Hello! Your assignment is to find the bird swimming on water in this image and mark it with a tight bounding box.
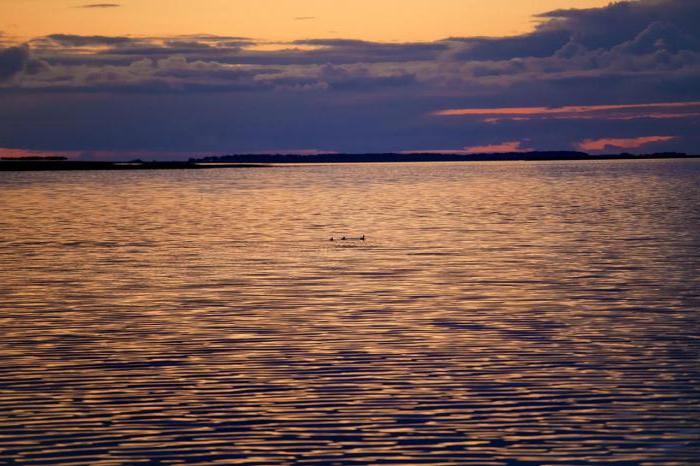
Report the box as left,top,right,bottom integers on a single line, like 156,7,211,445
330,235,365,241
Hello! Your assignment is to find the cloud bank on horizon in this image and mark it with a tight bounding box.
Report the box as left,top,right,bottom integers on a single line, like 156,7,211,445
0,0,699,159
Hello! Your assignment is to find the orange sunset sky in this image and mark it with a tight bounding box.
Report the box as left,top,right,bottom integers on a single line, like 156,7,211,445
2,0,611,42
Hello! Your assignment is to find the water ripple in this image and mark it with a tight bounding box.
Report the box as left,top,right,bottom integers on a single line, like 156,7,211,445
1,160,699,465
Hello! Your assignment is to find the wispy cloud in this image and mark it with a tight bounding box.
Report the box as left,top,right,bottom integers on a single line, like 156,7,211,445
294,17,316,21
462,141,526,153
576,136,676,152
43,34,135,47
433,102,700,122
77,3,121,8
0,147,79,158
402,141,527,155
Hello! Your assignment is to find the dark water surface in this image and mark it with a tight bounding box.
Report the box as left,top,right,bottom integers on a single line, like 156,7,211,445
1,160,699,465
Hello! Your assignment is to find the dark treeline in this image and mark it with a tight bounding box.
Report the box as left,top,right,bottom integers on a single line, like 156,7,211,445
192,151,694,164
0,160,265,171
1,151,696,171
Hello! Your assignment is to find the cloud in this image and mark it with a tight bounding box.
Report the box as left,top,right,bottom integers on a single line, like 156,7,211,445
45,34,136,47
315,64,415,91
576,136,677,152
1,0,698,157
0,46,29,81
448,30,571,61
15,1,700,84
433,101,700,122
536,0,700,50
26,35,444,67
446,0,699,62
78,3,121,8
462,141,526,153
294,17,316,21
402,141,527,155
0,147,79,158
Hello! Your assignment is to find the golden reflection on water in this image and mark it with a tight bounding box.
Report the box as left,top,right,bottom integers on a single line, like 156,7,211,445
1,160,699,465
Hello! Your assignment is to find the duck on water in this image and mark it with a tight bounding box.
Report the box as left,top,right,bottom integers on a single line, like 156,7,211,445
330,235,365,241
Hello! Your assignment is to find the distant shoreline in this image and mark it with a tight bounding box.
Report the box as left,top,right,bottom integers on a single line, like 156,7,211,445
1,152,698,171
0,161,269,172
192,151,698,164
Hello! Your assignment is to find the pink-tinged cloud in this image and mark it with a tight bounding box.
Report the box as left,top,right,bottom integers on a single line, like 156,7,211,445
402,141,526,155
0,147,80,159
433,101,700,122
575,136,676,152
462,141,524,153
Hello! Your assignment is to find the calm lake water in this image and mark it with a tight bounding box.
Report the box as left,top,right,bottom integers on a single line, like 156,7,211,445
1,160,699,465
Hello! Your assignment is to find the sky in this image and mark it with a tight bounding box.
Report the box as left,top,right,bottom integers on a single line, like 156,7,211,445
1,0,699,158
1,0,613,42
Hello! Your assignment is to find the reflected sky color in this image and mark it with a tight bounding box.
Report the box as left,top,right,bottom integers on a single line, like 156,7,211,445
1,161,699,464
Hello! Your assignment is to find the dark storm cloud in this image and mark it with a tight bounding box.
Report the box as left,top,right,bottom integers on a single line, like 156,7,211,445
1,0,699,157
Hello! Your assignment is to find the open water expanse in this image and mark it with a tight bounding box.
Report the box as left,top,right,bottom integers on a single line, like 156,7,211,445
1,160,699,465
